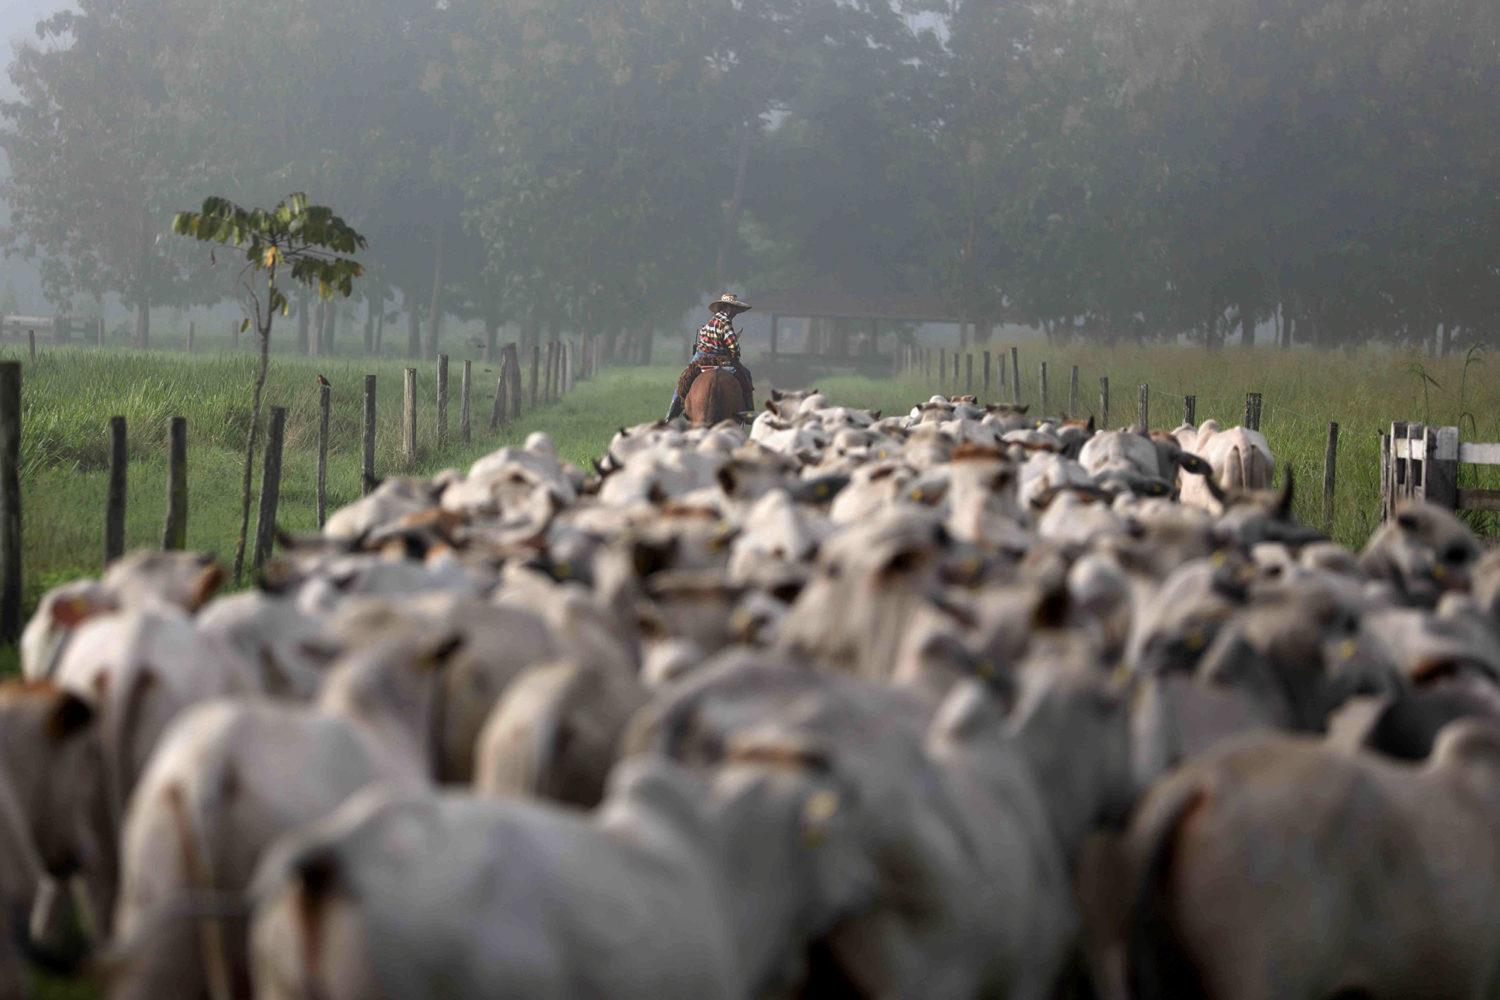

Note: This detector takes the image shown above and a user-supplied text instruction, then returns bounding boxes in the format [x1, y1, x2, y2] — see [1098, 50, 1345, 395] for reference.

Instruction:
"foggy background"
[0, 0, 1496, 359]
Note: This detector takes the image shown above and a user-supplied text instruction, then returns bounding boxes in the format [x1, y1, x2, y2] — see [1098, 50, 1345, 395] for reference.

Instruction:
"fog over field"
[0, 0, 1492, 358]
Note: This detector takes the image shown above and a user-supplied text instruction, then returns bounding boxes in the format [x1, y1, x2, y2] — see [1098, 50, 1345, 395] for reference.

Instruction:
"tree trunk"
[296, 295, 310, 354]
[604, 326, 620, 362]
[1240, 303, 1254, 349]
[407, 299, 421, 359]
[1283, 315, 1295, 350]
[423, 221, 446, 362]
[311, 300, 325, 357]
[639, 327, 653, 365]
[374, 309, 385, 355]
[1441, 322, 1453, 357]
[134, 302, 150, 350]
[715, 122, 754, 289]
[233, 307, 273, 584]
[363, 296, 376, 356]
[484, 315, 499, 362]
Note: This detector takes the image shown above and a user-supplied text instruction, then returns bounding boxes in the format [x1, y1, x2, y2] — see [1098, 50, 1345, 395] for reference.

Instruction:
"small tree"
[172, 193, 366, 581]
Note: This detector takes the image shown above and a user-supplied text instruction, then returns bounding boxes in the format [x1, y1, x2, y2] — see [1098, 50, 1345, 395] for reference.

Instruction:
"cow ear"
[414, 634, 464, 673]
[1275, 467, 1295, 520]
[1087, 415, 1096, 432]
[51, 592, 116, 628]
[1179, 452, 1211, 476]
[46, 692, 94, 741]
[870, 410, 881, 421]
[188, 562, 226, 611]
[716, 465, 739, 496]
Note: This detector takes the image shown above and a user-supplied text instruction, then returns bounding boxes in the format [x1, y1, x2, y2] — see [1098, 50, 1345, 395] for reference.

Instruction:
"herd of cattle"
[5, 386, 1500, 1000]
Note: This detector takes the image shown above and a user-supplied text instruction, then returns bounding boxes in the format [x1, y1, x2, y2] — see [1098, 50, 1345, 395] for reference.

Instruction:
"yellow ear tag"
[911, 488, 925, 502]
[1211, 550, 1227, 568]
[1185, 629, 1205, 652]
[1338, 638, 1358, 661]
[1432, 564, 1447, 581]
[801, 791, 839, 846]
[553, 560, 571, 579]
[815, 483, 829, 499]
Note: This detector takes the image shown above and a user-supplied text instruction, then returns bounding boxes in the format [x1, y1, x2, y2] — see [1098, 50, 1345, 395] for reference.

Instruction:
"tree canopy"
[1, 0, 1496, 352]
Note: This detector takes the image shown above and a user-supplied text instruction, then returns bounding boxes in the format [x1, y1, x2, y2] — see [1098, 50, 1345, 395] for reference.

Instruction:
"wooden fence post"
[939, 349, 947, 389]
[508, 343, 523, 420]
[491, 351, 510, 430]
[362, 375, 377, 495]
[437, 354, 449, 449]
[551, 340, 563, 399]
[162, 416, 187, 550]
[1323, 422, 1339, 527]
[983, 352, 991, 397]
[562, 342, 573, 395]
[0, 362, 20, 646]
[186, 321, 195, 354]
[27, 331, 35, 364]
[543, 341, 555, 403]
[1184, 395, 1196, 426]
[460, 360, 472, 445]
[529, 344, 540, 409]
[105, 416, 127, 567]
[316, 383, 330, 529]
[1069, 365, 1079, 417]
[965, 354, 973, 394]
[1425, 425, 1459, 511]
[1100, 377, 1110, 428]
[252, 406, 286, 574]
[1138, 384, 1149, 429]
[402, 368, 418, 466]
[1040, 362, 1049, 413]
[1244, 392, 1263, 431]
[1010, 347, 1021, 404]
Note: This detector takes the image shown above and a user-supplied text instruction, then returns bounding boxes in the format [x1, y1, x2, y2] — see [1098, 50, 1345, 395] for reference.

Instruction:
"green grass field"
[7, 338, 1499, 624]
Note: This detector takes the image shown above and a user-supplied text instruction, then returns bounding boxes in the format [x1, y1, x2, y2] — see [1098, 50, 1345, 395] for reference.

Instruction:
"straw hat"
[709, 293, 752, 314]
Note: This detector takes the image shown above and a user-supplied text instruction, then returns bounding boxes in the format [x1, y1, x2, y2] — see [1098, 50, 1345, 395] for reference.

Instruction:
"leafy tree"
[1, 2, 218, 345]
[172, 193, 365, 580]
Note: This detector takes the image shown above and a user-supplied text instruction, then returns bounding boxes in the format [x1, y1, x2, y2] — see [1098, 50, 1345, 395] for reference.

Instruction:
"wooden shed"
[752, 288, 960, 383]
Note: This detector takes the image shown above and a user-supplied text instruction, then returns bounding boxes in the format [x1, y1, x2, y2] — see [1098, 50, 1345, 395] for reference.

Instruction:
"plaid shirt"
[695, 312, 740, 357]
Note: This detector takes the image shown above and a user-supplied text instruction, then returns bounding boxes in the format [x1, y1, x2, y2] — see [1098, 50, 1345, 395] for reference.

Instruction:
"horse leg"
[733, 363, 754, 410]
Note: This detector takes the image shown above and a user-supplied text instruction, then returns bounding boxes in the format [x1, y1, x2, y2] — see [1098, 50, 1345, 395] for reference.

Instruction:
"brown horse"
[684, 368, 749, 425]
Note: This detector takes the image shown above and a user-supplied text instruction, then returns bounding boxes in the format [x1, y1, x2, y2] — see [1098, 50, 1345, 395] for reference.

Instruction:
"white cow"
[110, 700, 424, 1000]
[1175, 420, 1275, 512]
[249, 759, 877, 1000]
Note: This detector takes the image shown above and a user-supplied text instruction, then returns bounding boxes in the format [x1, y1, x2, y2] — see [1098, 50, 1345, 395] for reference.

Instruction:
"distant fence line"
[0, 335, 605, 643]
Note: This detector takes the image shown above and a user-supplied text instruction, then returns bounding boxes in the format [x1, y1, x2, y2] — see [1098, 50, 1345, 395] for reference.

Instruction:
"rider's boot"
[665, 393, 685, 422]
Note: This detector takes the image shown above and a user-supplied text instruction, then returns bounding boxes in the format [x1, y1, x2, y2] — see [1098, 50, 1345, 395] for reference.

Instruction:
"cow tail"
[1125, 783, 1210, 1000]
[291, 848, 342, 1000]
[165, 783, 236, 1000]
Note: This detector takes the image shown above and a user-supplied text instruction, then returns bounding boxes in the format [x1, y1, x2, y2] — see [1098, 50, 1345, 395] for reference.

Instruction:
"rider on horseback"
[666, 293, 755, 421]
